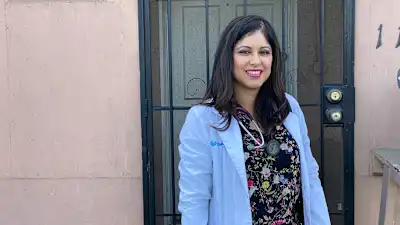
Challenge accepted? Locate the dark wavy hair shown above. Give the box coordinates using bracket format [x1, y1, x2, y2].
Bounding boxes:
[201, 15, 290, 138]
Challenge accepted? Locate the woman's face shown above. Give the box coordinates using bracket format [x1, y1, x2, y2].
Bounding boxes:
[233, 30, 273, 92]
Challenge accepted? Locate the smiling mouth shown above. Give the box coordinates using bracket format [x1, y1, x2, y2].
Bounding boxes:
[246, 70, 263, 77]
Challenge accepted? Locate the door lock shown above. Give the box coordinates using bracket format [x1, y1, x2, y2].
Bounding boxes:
[323, 85, 354, 124]
[326, 89, 343, 103]
[326, 108, 343, 123]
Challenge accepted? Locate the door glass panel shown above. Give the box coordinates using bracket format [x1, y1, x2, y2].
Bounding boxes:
[152, 0, 220, 108]
[152, 110, 172, 217]
[301, 106, 321, 166]
[324, 126, 345, 214]
[295, 0, 321, 105]
[150, 0, 169, 107]
[170, 2, 219, 107]
[173, 110, 189, 212]
[323, 0, 343, 84]
[330, 214, 345, 225]
[152, 110, 188, 225]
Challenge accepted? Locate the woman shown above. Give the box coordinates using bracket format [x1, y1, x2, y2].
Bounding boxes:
[178, 15, 330, 225]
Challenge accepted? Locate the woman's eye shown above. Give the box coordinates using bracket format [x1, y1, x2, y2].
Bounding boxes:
[260, 51, 271, 55]
[239, 51, 250, 54]
[238, 50, 271, 55]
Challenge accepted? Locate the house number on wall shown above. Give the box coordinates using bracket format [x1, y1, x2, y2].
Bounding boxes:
[376, 26, 400, 89]
[376, 25, 400, 48]
[377, 24, 383, 49]
[397, 69, 400, 89]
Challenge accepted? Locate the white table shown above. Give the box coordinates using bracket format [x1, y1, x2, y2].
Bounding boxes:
[372, 148, 400, 225]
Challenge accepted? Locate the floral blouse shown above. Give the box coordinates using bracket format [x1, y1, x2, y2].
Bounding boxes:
[237, 110, 304, 225]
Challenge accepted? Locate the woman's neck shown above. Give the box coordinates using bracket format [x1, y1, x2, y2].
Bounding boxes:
[234, 86, 258, 118]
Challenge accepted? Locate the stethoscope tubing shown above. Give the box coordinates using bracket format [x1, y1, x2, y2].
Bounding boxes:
[235, 107, 265, 149]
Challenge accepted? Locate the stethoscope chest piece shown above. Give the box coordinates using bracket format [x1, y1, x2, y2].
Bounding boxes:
[266, 139, 280, 156]
[236, 106, 280, 156]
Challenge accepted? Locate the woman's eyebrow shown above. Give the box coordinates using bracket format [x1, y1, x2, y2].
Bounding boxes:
[235, 45, 272, 50]
[261, 46, 272, 50]
[235, 45, 251, 50]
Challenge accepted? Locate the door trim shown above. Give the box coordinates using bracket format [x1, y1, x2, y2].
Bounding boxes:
[343, 1, 355, 225]
[138, 0, 156, 224]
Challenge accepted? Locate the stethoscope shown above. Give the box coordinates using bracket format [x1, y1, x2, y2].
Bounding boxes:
[236, 107, 265, 149]
[236, 107, 281, 156]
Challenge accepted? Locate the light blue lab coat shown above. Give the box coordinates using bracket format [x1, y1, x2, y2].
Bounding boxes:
[178, 93, 331, 225]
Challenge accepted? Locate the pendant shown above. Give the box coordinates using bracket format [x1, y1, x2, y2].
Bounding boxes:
[266, 139, 280, 156]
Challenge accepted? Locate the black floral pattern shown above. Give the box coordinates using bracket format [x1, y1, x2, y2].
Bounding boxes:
[237, 110, 304, 225]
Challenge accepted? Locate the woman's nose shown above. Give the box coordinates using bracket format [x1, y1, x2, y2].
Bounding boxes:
[249, 53, 261, 65]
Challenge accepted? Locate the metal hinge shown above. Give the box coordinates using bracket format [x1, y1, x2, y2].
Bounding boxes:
[146, 154, 150, 173]
[144, 98, 149, 119]
[143, 146, 151, 173]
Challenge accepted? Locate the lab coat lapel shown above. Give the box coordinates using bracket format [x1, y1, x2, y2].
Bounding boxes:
[284, 111, 312, 223]
[283, 112, 302, 145]
[217, 117, 248, 190]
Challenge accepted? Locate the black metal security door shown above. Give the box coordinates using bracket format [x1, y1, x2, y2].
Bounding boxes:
[139, 0, 355, 225]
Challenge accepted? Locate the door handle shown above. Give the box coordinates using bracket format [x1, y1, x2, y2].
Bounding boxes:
[326, 89, 343, 103]
[326, 108, 343, 123]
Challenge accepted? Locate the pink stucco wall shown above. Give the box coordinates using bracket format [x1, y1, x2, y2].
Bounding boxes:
[354, 0, 400, 224]
[0, 0, 143, 224]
